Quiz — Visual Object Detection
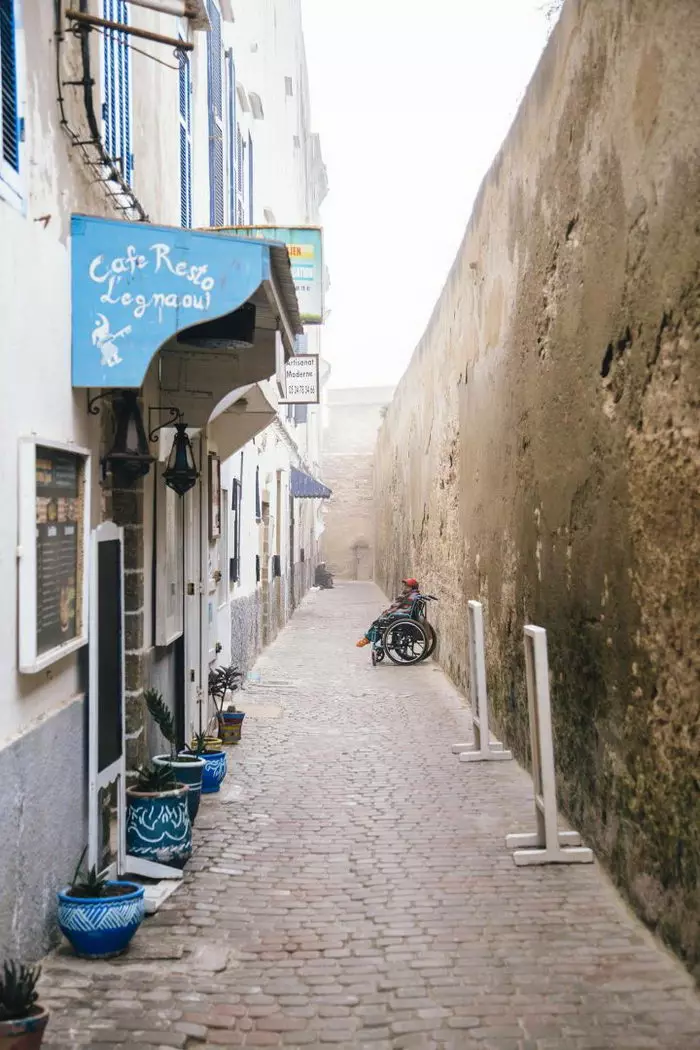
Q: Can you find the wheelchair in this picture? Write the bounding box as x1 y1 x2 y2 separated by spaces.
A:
370 595 438 666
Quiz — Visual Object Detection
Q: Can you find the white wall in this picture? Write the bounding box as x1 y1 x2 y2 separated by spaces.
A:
0 2 209 741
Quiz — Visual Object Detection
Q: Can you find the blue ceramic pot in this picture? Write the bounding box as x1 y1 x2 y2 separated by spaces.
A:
200 749 227 794
126 786 192 868
57 882 145 959
154 754 205 824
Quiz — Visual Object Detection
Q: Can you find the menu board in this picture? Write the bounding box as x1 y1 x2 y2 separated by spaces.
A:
35 446 84 656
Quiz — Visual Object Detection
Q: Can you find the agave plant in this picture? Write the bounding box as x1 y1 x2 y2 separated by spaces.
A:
134 763 178 793
208 665 243 716
66 846 110 899
144 688 177 761
0 960 41 1022
186 731 208 757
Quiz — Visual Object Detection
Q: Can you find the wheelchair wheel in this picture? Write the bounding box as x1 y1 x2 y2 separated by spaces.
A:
371 647 384 666
383 619 429 665
420 622 437 661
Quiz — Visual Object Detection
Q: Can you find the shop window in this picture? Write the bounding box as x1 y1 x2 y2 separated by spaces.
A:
0 0 23 207
207 0 224 225
102 0 133 186
178 47 192 227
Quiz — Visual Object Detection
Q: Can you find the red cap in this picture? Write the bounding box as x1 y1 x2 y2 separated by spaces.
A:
402 578 419 588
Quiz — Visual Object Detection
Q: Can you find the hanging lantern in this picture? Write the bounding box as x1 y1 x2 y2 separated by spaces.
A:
104 391 154 487
163 423 199 496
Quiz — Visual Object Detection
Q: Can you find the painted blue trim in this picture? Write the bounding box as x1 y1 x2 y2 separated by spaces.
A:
71 215 271 388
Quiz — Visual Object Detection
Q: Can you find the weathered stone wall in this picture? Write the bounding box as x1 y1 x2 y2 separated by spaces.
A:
322 388 394 578
375 0 700 975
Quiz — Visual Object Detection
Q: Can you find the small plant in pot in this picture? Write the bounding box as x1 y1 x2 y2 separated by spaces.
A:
0 961 48 1050
126 763 192 869
146 689 205 824
56 849 145 959
210 665 245 745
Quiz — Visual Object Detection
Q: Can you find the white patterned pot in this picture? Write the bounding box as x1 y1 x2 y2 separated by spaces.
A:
57 882 145 959
126 785 192 869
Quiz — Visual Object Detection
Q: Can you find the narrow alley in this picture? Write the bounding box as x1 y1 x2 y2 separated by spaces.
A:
39 584 700 1050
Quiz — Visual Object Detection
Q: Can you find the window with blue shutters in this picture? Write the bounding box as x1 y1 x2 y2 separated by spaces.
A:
178 49 192 227
207 0 224 226
102 0 132 186
0 0 22 204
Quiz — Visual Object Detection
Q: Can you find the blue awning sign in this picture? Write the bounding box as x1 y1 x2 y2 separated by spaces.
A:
71 215 300 389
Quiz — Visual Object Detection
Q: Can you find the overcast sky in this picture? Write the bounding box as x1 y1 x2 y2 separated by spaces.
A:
300 0 556 389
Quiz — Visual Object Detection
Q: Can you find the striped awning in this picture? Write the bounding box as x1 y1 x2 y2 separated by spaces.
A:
290 467 332 499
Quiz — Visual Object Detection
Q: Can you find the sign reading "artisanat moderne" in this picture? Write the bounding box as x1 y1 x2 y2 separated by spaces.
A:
283 355 320 404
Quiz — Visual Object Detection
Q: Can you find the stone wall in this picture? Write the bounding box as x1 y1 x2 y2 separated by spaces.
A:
321 388 394 578
374 0 700 975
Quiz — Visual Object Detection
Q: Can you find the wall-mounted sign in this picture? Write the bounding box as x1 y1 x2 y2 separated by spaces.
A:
18 439 91 673
224 226 324 324
71 215 273 389
282 354 320 404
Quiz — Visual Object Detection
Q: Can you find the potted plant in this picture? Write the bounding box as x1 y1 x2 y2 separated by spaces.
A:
209 665 245 744
145 689 205 824
185 731 227 795
126 764 192 869
56 850 145 959
0 962 48 1050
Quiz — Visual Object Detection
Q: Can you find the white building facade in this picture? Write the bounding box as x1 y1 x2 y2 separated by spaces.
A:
0 0 328 959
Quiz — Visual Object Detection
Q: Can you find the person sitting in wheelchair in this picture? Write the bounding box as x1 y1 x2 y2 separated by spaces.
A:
356 577 421 647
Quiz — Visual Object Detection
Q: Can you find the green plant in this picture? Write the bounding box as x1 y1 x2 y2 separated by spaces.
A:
65 846 110 899
134 764 177 793
0 961 41 1021
186 731 208 757
145 688 177 760
208 665 243 716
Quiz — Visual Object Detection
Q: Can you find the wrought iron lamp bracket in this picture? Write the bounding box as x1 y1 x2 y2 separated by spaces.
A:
148 406 181 443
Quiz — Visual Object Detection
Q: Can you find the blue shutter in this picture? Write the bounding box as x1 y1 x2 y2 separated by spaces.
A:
207 1 224 226
102 0 132 186
0 0 19 172
179 50 192 227
227 50 236 223
247 130 254 223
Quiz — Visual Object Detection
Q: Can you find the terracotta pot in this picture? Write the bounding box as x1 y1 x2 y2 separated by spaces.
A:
0 1006 50 1049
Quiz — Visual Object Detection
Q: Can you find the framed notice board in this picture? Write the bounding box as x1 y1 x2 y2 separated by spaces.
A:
18 438 91 673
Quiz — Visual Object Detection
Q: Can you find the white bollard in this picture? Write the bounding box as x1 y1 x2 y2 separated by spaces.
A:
506 625 593 866
453 600 512 762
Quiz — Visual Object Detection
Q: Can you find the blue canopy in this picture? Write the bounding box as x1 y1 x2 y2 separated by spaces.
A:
290 467 331 499
71 214 301 389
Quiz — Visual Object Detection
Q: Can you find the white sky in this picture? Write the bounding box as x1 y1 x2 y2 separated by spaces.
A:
300 0 555 389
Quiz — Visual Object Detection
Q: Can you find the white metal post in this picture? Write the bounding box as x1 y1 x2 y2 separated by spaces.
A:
506 626 593 866
453 600 512 762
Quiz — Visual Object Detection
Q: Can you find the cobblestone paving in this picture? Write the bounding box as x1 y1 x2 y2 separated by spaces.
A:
41 583 700 1049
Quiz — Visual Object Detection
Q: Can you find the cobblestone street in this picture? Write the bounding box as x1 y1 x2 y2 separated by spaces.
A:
41 584 700 1050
